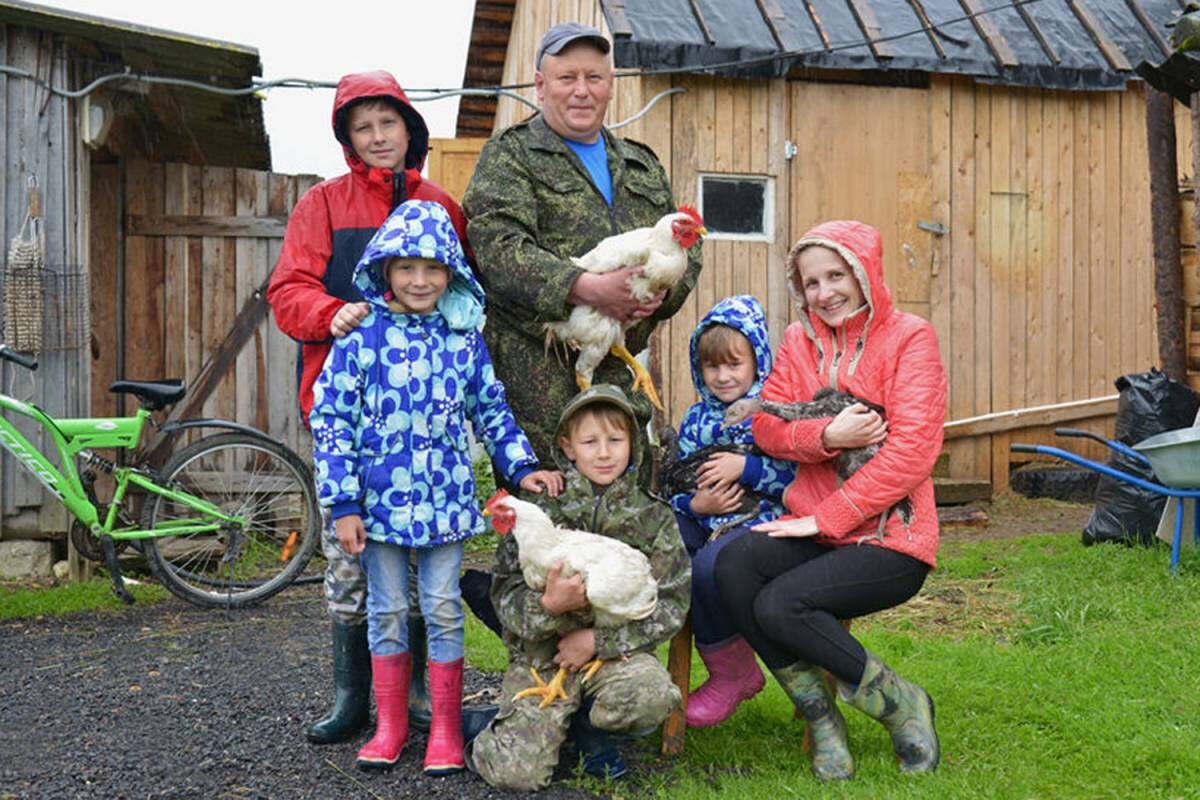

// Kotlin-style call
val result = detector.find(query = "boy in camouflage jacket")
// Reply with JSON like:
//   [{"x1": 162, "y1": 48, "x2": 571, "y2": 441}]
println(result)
[{"x1": 468, "y1": 385, "x2": 689, "y2": 791}]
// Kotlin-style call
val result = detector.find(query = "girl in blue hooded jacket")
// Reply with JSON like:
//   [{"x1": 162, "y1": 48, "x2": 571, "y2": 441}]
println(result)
[
  {"x1": 669, "y1": 295, "x2": 796, "y2": 728},
  {"x1": 310, "y1": 200, "x2": 561, "y2": 776}
]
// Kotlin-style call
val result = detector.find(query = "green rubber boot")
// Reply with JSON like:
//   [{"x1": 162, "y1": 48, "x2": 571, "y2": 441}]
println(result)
[
  {"x1": 842, "y1": 651, "x2": 939, "y2": 773},
  {"x1": 773, "y1": 662, "x2": 854, "y2": 781},
  {"x1": 408, "y1": 614, "x2": 433, "y2": 731},
  {"x1": 305, "y1": 620, "x2": 371, "y2": 744}
]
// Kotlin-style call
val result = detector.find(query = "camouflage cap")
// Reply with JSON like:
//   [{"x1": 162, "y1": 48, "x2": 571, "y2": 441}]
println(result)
[{"x1": 535, "y1": 22, "x2": 611, "y2": 69}]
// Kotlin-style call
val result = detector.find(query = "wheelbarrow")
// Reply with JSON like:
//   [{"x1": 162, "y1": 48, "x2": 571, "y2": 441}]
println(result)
[{"x1": 1012, "y1": 427, "x2": 1200, "y2": 573}]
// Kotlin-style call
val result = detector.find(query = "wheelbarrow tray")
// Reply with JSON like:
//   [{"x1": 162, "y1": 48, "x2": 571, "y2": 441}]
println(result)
[{"x1": 1133, "y1": 427, "x2": 1200, "y2": 489}]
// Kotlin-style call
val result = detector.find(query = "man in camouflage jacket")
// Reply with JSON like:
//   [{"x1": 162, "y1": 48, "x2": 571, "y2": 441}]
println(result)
[
  {"x1": 468, "y1": 385, "x2": 690, "y2": 791},
  {"x1": 463, "y1": 25, "x2": 703, "y2": 479}
]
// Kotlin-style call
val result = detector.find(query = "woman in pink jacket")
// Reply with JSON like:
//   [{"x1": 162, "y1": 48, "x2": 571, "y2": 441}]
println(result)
[{"x1": 715, "y1": 220, "x2": 946, "y2": 781}]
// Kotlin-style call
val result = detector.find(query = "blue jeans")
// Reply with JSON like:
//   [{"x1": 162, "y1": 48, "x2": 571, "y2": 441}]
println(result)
[
  {"x1": 676, "y1": 513, "x2": 750, "y2": 647},
  {"x1": 360, "y1": 539, "x2": 464, "y2": 662}
]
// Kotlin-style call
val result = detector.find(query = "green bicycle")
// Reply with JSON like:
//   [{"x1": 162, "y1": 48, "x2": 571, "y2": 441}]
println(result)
[{"x1": 0, "y1": 344, "x2": 320, "y2": 608}]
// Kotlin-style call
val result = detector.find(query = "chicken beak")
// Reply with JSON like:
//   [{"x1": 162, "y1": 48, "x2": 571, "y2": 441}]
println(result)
[
  {"x1": 482, "y1": 507, "x2": 491, "y2": 517},
  {"x1": 697, "y1": 226, "x2": 708, "y2": 237}
]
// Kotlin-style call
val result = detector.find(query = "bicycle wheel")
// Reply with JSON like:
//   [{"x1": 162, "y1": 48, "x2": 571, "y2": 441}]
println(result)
[{"x1": 140, "y1": 432, "x2": 320, "y2": 608}]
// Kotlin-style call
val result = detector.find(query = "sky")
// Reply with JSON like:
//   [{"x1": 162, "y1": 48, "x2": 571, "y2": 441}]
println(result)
[{"x1": 36, "y1": 0, "x2": 479, "y2": 179}]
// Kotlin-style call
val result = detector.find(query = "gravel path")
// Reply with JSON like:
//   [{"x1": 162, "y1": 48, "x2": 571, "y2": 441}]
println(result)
[{"x1": 0, "y1": 584, "x2": 627, "y2": 800}]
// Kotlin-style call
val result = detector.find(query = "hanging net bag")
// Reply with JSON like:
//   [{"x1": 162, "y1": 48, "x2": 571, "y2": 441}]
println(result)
[{"x1": 4, "y1": 181, "x2": 45, "y2": 353}]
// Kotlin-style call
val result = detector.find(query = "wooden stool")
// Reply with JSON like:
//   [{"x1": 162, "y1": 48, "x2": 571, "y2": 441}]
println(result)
[{"x1": 661, "y1": 615, "x2": 692, "y2": 755}]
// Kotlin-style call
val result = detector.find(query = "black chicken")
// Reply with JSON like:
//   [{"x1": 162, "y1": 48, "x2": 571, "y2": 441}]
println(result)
[
  {"x1": 658, "y1": 430, "x2": 766, "y2": 540},
  {"x1": 724, "y1": 388, "x2": 912, "y2": 539}
]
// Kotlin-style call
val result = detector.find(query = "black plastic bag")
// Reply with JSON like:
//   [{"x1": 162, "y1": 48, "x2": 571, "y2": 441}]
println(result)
[{"x1": 1083, "y1": 368, "x2": 1200, "y2": 546}]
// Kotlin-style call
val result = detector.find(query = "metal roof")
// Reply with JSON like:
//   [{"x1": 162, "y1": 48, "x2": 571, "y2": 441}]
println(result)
[{"x1": 599, "y1": 0, "x2": 1186, "y2": 90}]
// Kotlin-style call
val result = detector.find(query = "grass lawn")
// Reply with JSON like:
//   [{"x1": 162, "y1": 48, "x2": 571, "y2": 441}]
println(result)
[
  {"x1": 465, "y1": 528, "x2": 1200, "y2": 799},
  {"x1": 0, "y1": 574, "x2": 167, "y2": 620}
]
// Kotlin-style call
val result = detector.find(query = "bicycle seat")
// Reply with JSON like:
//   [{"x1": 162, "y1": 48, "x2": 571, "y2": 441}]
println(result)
[{"x1": 108, "y1": 379, "x2": 186, "y2": 410}]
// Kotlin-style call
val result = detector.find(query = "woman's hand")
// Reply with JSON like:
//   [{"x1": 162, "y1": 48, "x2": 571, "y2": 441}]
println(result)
[
  {"x1": 821, "y1": 403, "x2": 887, "y2": 450},
  {"x1": 540, "y1": 562, "x2": 589, "y2": 615},
  {"x1": 695, "y1": 452, "x2": 746, "y2": 490},
  {"x1": 752, "y1": 515, "x2": 820, "y2": 538},
  {"x1": 334, "y1": 514, "x2": 367, "y2": 554},
  {"x1": 554, "y1": 628, "x2": 597, "y2": 671},
  {"x1": 520, "y1": 470, "x2": 564, "y2": 497},
  {"x1": 690, "y1": 481, "x2": 746, "y2": 516}
]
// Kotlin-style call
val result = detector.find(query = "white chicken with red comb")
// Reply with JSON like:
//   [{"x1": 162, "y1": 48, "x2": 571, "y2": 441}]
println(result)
[
  {"x1": 484, "y1": 489, "x2": 657, "y2": 707},
  {"x1": 545, "y1": 206, "x2": 706, "y2": 412}
]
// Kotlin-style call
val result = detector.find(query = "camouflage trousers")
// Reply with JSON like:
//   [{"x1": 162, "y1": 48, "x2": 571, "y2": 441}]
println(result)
[
  {"x1": 320, "y1": 505, "x2": 420, "y2": 625},
  {"x1": 469, "y1": 653, "x2": 680, "y2": 791}
]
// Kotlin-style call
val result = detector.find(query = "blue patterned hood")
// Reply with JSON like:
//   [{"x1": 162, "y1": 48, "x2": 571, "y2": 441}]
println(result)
[
  {"x1": 354, "y1": 200, "x2": 484, "y2": 331},
  {"x1": 688, "y1": 295, "x2": 773, "y2": 404}
]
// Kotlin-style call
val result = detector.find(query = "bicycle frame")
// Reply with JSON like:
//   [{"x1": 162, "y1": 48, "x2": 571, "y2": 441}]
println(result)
[{"x1": 0, "y1": 394, "x2": 245, "y2": 539}]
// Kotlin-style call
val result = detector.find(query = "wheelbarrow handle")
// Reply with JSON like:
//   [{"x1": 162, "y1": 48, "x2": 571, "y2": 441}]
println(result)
[
  {"x1": 1011, "y1": 443, "x2": 1039, "y2": 453},
  {"x1": 1054, "y1": 427, "x2": 1150, "y2": 466}
]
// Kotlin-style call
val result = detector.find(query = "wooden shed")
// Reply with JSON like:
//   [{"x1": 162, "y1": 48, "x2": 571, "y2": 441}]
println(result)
[
  {"x1": 0, "y1": 1, "x2": 314, "y2": 552},
  {"x1": 451, "y1": 0, "x2": 1196, "y2": 493}
]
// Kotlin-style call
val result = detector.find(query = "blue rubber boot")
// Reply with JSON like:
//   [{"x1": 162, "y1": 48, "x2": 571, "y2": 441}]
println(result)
[{"x1": 569, "y1": 698, "x2": 628, "y2": 780}]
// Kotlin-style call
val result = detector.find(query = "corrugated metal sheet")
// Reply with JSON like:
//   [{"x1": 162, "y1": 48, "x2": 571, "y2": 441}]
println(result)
[{"x1": 600, "y1": 0, "x2": 1185, "y2": 90}]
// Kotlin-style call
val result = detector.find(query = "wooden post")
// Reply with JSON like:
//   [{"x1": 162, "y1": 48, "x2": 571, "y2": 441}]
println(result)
[
  {"x1": 1146, "y1": 86, "x2": 1187, "y2": 381},
  {"x1": 661, "y1": 615, "x2": 692, "y2": 755}
]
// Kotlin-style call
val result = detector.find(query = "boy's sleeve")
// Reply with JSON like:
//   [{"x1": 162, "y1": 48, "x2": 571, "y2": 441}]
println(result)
[
  {"x1": 751, "y1": 328, "x2": 841, "y2": 464},
  {"x1": 309, "y1": 336, "x2": 365, "y2": 519},
  {"x1": 463, "y1": 136, "x2": 585, "y2": 324},
  {"x1": 267, "y1": 186, "x2": 347, "y2": 344},
  {"x1": 592, "y1": 504, "x2": 691, "y2": 659},
  {"x1": 466, "y1": 334, "x2": 540, "y2": 486},
  {"x1": 489, "y1": 518, "x2": 589, "y2": 644}
]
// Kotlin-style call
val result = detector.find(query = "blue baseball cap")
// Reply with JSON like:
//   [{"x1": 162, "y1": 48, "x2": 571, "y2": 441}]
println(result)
[{"x1": 536, "y1": 22, "x2": 611, "y2": 69}]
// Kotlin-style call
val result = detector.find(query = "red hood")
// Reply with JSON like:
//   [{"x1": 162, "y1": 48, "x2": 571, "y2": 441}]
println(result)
[
  {"x1": 331, "y1": 71, "x2": 429, "y2": 175},
  {"x1": 785, "y1": 220, "x2": 895, "y2": 382}
]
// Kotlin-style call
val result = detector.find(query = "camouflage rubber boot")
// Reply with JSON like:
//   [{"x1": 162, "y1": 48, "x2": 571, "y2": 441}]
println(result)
[
  {"x1": 841, "y1": 651, "x2": 939, "y2": 773},
  {"x1": 772, "y1": 662, "x2": 854, "y2": 781}
]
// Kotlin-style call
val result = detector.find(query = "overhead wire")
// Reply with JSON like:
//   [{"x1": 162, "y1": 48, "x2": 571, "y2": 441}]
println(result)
[{"x1": 0, "y1": 0, "x2": 1059, "y2": 105}]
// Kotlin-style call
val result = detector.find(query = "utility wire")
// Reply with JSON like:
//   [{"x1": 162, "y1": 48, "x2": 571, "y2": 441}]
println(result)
[{"x1": 0, "y1": 0, "x2": 1084, "y2": 104}]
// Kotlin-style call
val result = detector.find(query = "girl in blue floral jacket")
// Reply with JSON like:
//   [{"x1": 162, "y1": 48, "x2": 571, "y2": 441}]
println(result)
[{"x1": 310, "y1": 200, "x2": 560, "y2": 776}]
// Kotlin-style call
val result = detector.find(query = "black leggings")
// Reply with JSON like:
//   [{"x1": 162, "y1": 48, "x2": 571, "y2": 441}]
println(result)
[{"x1": 715, "y1": 530, "x2": 929, "y2": 685}]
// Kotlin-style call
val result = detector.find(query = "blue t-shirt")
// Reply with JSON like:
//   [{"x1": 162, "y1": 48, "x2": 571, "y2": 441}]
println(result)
[{"x1": 564, "y1": 136, "x2": 613, "y2": 206}]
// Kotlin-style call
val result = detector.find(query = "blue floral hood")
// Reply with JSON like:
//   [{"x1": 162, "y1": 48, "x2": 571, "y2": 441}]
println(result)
[
  {"x1": 354, "y1": 200, "x2": 484, "y2": 331},
  {"x1": 688, "y1": 295, "x2": 772, "y2": 405}
]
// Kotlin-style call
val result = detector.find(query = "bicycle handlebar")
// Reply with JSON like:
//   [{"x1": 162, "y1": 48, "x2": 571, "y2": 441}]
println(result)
[{"x1": 0, "y1": 345, "x2": 38, "y2": 371}]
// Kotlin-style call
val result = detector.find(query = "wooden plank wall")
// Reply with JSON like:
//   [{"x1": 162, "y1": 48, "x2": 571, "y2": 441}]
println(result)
[
  {"x1": 0, "y1": 26, "x2": 86, "y2": 537},
  {"x1": 90, "y1": 161, "x2": 319, "y2": 459},
  {"x1": 931, "y1": 77, "x2": 1192, "y2": 490}
]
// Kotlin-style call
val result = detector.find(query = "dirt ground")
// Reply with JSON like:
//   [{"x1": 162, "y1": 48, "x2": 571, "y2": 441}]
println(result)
[{"x1": 0, "y1": 495, "x2": 1091, "y2": 800}]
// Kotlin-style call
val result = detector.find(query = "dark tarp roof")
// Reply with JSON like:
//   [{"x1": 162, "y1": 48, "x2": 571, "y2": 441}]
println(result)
[{"x1": 600, "y1": 0, "x2": 1186, "y2": 91}]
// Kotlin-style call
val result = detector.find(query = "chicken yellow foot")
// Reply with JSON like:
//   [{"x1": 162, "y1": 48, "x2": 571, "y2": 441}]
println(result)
[
  {"x1": 609, "y1": 343, "x2": 664, "y2": 412},
  {"x1": 512, "y1": 666, "x2": 571, "y2": 709},
  {"x1": 579, "y1": 658, "x2": 605, "y2": 684},
  {"x1": 575, "y1": 372, "x2": 591, "y2": 392}
]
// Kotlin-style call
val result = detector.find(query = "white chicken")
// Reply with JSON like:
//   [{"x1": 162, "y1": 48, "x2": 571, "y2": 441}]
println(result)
[
  {"x1": 545, "y1": 206, "x2": 706, "y2": 412},
  {"x1": 484, "y1": 489, "x2": 658, "y2": 707}
]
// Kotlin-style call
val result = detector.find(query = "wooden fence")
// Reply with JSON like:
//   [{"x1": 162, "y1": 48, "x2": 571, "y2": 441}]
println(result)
[{"x1": 89, "y1": 161, "x2": 320, "y2": 458}]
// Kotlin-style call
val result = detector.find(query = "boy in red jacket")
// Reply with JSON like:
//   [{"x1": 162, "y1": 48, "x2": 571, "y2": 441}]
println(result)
[{"x1": 268, "y1": 70, "x2": 482, "y2": 746}]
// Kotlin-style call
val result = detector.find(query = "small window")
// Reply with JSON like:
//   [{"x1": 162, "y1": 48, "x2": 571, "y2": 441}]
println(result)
[{"x1": 698, "y1": 174, "x2": 773, "y2": 241}]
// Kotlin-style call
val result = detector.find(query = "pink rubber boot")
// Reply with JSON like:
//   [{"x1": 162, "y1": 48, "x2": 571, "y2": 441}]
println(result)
[
  {"x1": 423, "y1": 658, "x2": 465, "y2": 776},
  {"x1": 686, "y1": 637, "x2": 765, "y2": 728},
  {"x1": 356, "y1": 652, "x2": 411, "y2": 769}
]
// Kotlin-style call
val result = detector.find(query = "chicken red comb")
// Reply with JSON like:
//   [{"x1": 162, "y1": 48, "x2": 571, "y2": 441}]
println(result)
[
  {"x1": 677, "y1": 205, "x2": 703, "y2": 226},
  {"x1": 484, "y1": 488, "x2": 510, "y2": 512}
]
